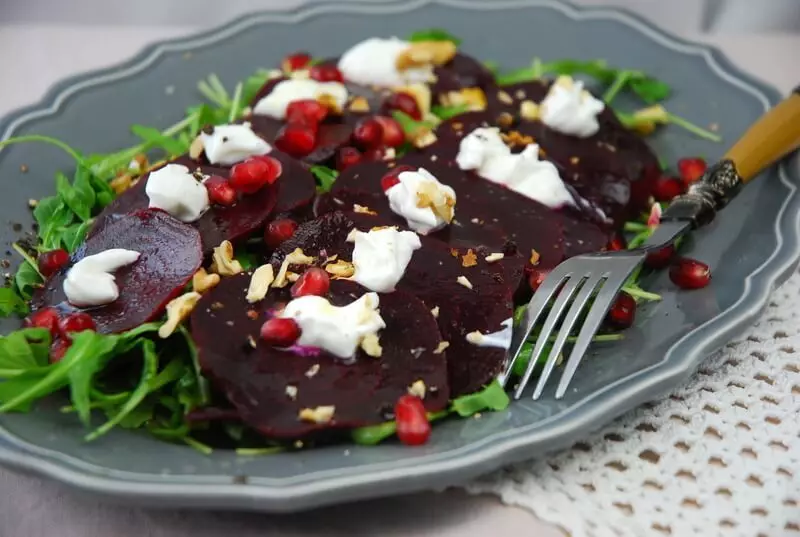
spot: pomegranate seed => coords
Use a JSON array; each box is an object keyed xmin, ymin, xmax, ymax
[
  {"xmin": 38, "ymin": 249, "xmax": 69, "ymax": 278},
  {"xmin": 395, "ymin": 395, "xmax": 431, "ymax": 446},
  {"xmin": 309, "ymin": 64, "xmax": 344, "ymax": 83},
  {"xmin": 58, "ymin": 312, "xmax": 96, "ymax": 334},
  {"xmin": 384, "ymin": 92, "xmax": 422, "ymax": 120},
  {"xmin": 275, "ymin": 123, "xmax": 317, "ymax": 157},
  {"xmin": 286, "ymin": 99, "xmax": 328, "ymax": 125},
  {"xmin": 352, "ymin": 118, "xmax": 384, "ymax": 149},
  {"xmin": 337, "ymin": 146, "xmax": 362, "ymax": 171},
  {"xmin": 204, "ymin": 175, "xmax": 237, "ymax": 206},
  {"xmin": 677, "ymin": 157, "xmax": 707, "ymax": 184},
  {"xmin": 50, "ymin": 338, "xmax": 72, "ymax": 363},
  {"xmin": 644, "ymin": 244, "xmax": 675, "ymax": 269},
  {"xmin": 647, "ymin": 203, "xmax": 662, "ymax": 228},
  {"xmin": 374, "ymin": 116, "xmax": 405, "ymax": 147},
  {"xmin": 229, "ymin": 156, "xmax": 282, "ymax": 194},
  {"xmin": 264, "ymin": 218, "xmax": 299, "ymax": 249},
  {"xmin": 669, "ymin": 257, "xmax": 711, "ymax": 289},
  {"xmin": 362, "ymin": 146, "xmax": 389, "ymax": 161},
  {"xmin": 607, "ymin": 233, "xmax": 627, "ymax": 251},
  {"xmin": 24, "ymin": 307, "xmax": 61, "ymax": 337},
  {"xmin": 381, "ymin": 166, "xmax": 415, "ymax": 192},
  {"xmin": 260, "ymin": 318, "xmax": 301, "ymax": 347},
  {"xmin": 606, "ymin": 292, "xmax": 636, "ymax": 329},
  {"xmin": 290, "ymin": 268, "xmax": 330, "ymax": 298},
  {"xmin": 652, "ymin": 176, "xmax": 687, "ymax": 202},
  {"xmin": 281, "ymin": 51, "xmax": 311, "ymax": 72},
  {"xmin": 528, "ymin": 268, "xmax": 551, "ymax": 291}
]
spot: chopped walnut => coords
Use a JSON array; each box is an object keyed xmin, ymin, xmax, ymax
[
  {"xmin": 193, "ymin": 268, "xmax": 221, "ymax": 294},
  {"xmin": 360, "ymin": 333, "xmax": 383, "ymax": 357},
  {"xmin": 450, "ymin": 248, "xmax": 459, "ymax": 258},
  {"xmin": 461, "ymin": 249, "xmax": 478, "ymax": 268},
  {"xmin": 273, "ymin": 248, "xmax": 315, "ymax": 288},
  {"xmin": 395, "ymin": 83, "xmax": 432, "ymax": 117},
  {"xmin": 415, "ymin": 182, "xmax": 455, "ymax": 224},
  {"xmin": 347, "ymin": 96, "xmax": 370, "ymax": 113},
  {"xmin": 246, "ymin": 264, "xmax": 275, "ymax": 303},
  {"xmin": 496, "ymin": 112, "xmax": 516, "ymax": 129},
  {"xmin": 502, "ymin": 130, "xmax": 535, "ymax": 148},
  {"xmin": 189, "ymin": 136, "xmax": 205, "ymax": 159},
  {"xmin": 285, "ymin": 385, "xmax": 298, "ymax": 400},
  {"xmin": 514, "ymin": 89, "xmax": 527, "ymax": 100},
  {"xmin": 286, "ymin": 271, "xmax": 300, "ymax": 282},
  {"xmin": 246, "ymin": 310, "xmax": 259, "ymax": 320},
  {"xmin": 290, "ymin": 68, "xmax": 310, "ymax": 80},
  {"xmin": 485, "ymin": 252, "xmax": 505, "ymax": 263},
  {"xmin": 305, "ymin": 364, "xmax": 320, "ymax": 378},
  {"xmin": 210, "ymin": 240, "xmax": 243, "ymax": 276},
  {"xmin": 325, "ymin": 259, "xmax": 355, "ymax": 279},
  {"xmin": 409, "ymin": 128, "xmax": 438, "ymax": 149},
  {"xmin": 246, "ymin": 335, "xmax": 258, "ymax": 349},
  {"xmin": 396, "ymin": 40, "xmax": 457, "ymax": 71},
  {"xmin": 529, "ymin": 249, "xmax": 541, "ymax": 266},
  {"xmin": 465, "ymin": 330, "xmax": 484, "ymax": 345},
  {"xmin": 430, "ymin": 306, "xmax": 440, "ymax": 319},
  {"xmin": 441, "ymin": 87, "xmax": 487, "ymax": 112},
  {"xmin": 317, "ymin": 93, "xmax": 342, "ymax": 115},
  {"xmin": 570, "ymin": 156, "xmax": 580, "ymax": 165},
  {"xmin": 433, "ymin": 341, "xmax": 450, "ymax": 354},
  {"xmin": 520, "ymin": 100, "xmax": 540, "ymax": 121},
  {"xmin": 407, "ymin": 379, "xmax": 426, "ymax": 399},
  {"xmin": 110, "ymin": 174, "xmax": 133, "ymax": 195},
  {"xmin": 298, "ymin": 406, "xmax": 335, "ymax": 424},
  {"xmin": 497, "ymin": 90, "xmax": 514, "ymax": 105},
  {"xmin": 158, "ymin": 292, "xmax": 202, "ymax": 339},
  {"xmin": 456, "ymin": 275, "xmax": 473, "ymax": 290}
]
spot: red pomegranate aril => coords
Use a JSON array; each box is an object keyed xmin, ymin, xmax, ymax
[
  {"xmin": 23, "ymin": 307, "xmax": 61, "ymax": 337},
  {"xmin": 607, "ymin": 233, "xmax": 627, "ymax": 251},
  {"xmin": 309, "ymin": 64, "xmax": 344, "ymax": 83},
  {"xmin": 384, "ymin": 92, "xmax": 422, "ymax": 120},
  {"xmin": 229, "ymin": 156, "xmax": 282, "ymax": 194},
  {"xmin": 50, "ymin": 338, "xmax": 72, "ymax": 363},
  {"xmin": 381, "ymin": 175, "xmax": 400, "ymax": 192},
  {"xmin": 528, "ymin": 268, "xmax": 551, "ymax": 291},
  {"xmin": 264, "ymin": 218, "xmax": 299, "ymax": 249},
  {"xmin": 337, "ymin": 146, "xmax": 362, "ymax": 171},
  {"xmin": 363, "ymin": 145, "xmax": 389, "ymax": 162},
  {"xmin": 281, "ymin": 51, "xmax": 311, "ymax": 73},
  {"xmin": 669, "ymin": 257, "xmax": 711, "ymax": 289},
  {"xmin": 606, "ymin": 292, "xmax": 636, "ymax": 329},
  {"xmin": 290, "ymin": 267, "xmax": 331, "ymax": 298},
  {"xmin": 38, "ymin": 249, "xmax": 70, "ymax": 277},
  {"xmin": 260, "ymin": 318, "xmax": 301, "ymax": 347},
  {"xmin": 652, "ymin": 176, "xmax": 687, "ymax": 202},
  {"xmin": 275, "ymin": 124, "xmax": 317, "ymax": 158},
  {"xmin": 286, "ymin": 99, "xmax": 328, "ymax": 125},
  {"xmin": 395, "ymin": 395, "xmax": 431, "ymax": 446},
  {"xmin": 58, "ymin": 312, "xmax": 97, "ymax": 334},
  {"xmin": 644, "ymin": 244, "xmax": 676, "ymax": 269},
  {"xmin": 352, "ymin": 118, "xmax": 384, "ymax": 149},
  {"xmin": 374, "ymin": 116, "xmax": 405, "ymax": 147},
  {"xmin": 204, "ymin": 175, "xmax": 237, "ymax": 206},
  {"xmin": 678, "ymin": 157, "xmax": 707, "ymax": 184}
]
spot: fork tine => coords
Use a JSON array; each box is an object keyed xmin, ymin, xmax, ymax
[
  {"xmin": 531, "ymin": 273, "xmax": 606, "ymax": 400},
  {"xmin": 512, "ymin": 275, "xmax": 584, "ymax": 399},
  {"xmin": 554, "ymin": 272, "xmax": 637, "ymax": 399}
]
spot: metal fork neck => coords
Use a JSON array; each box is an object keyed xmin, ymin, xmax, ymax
[{"xmin": 660, "ymin": 159, "xmax": 744, "ymax": 228}]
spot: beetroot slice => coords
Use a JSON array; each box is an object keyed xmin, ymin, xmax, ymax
[
  {"xmin": 432, "ymin": 52, "xmax": 498, "ymax": 98},
  {"xmin": 271, "ymin": 212, "xmax": 516, "ymax": 396},
  {"xmin": 191, "ymin": 278, "xmax": 449, "ymax": 438},
  {"xmin": 32, "ymin": 209, "xmax": 202, "ymax": 334}
]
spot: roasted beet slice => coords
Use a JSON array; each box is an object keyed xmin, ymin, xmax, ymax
[
  {"xmin": 271, "ymin": 212, "xmax": 516, "ymax": 396},
  {"xmin": 32, "ymin": 209, "xmax": 202, "ymax": 334},
  {"xmin": 191, "ymin": 277, "xmax": 449, "ymax": 438},
  {"xmin": 432, "ymin": 52, "xmax": 498, "ymax": 98}
]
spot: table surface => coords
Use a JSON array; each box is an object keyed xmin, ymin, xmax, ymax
[{"xmin": 0, "ymin": 1, "xmax": 797, "ymax": 536}]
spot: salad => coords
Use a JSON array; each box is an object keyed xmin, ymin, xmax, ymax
[{"xmin": 0, "ymin": 29, "xmax": 718, "ymax": 452}]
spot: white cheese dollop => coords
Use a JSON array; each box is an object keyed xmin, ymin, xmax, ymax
[
  {"xmin": 200, "ymin": 122, "xmax": 271, "ymax": 166},
  {"xmin": 145, "ymin": 164, "xmax": 210, "ymax": 223},
  {"xmin": 385, "ymin": 168, "xmax": 456, "ymax": 235},
  {"xmin": 280, "ymin": 293, "xmax": 386, "ymax": 359},
  {"xmin": 465, "ymin": 318, "xmax": 513, "ymax": 349},
  {"xmin": 540, "ymin": 77, "xmax": 605, "ymax": 138},
  {"xmin": 456, "ymin": 127, "xmax": 575, "ymax": 208},
  {"xmin": 252, "ymin": 79, "xmax": 348, "ymax": 120},
  {"xmin": 63, "ymin": 249, "xmax": 141, "ymax": 307},
  {"xmin": 346, "ymin": 227, "xmax": 421, "ymax": 293},
  {"xmin": 337, "ymin": 37, "xmax": 434, "ymax": 88}
]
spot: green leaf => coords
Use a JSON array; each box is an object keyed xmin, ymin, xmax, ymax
[
  {"xmin": 242, "ymin": 70, "xmax": 272, "ymax": 104},
  {"xmin": 352, "ymin": 420, "xmax": 397, "ymax": 445},
  {"xmin": 0, "ymin": 328, "xmax": 51, "ymax": 372},
  {"xmin": 35, "ymin": 198, "xmax": 75, "ymax": 250},
  {"xmin": 451, "ymin": 380, "xmax": 510, "ymax": 417},
  {"xmin": 130, "ymin": 125, "xmax": 187, "ymax": 156},
  {"xmin": 60, "ymin": 220, "xmax": 91, "ymax": 253},
  {"xmin": 406, "ymin": 28, "xmax": 462, "ymax": 46},
  {"xmin": 56, "ymin": 171, "xmax": 95, "ymax": 222},
  {"xmin": 86, "ymin": 168, "xmax": 115, "ymax": 208},
  {"xmin": 543, "ymin": 59, "xmax": 618, "ymax": 84},
  {"xmin": 14, "ymin": 261, "xmax": 43, "ymax": 300},
  {"xmin": 66, "ymin": 330, "xmax": 123, "ymax": 426},
  {"xmin": 177, "ymin": 325, "xmax": 210, "ymax": 409},
  {"xmin": 310, "ymin": 165, "xmax": 339, "ymax": 193},
  {"xmin": 430, "ymin": 103, "xmax": 469, "ymax": 121},
  {"xmin": 629, "ymin": 77, "xmax": 671, "ymax": 104},
  {"xmin": 0, "ymin": 287, "xmax": 28, "ymax": 317}
]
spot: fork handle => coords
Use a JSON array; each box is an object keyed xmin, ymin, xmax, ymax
[{"xmin": 662, "ymin": 85, "xmax": 800, "ymax": 227}]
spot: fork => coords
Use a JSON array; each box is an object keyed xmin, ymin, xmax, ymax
[{"xmin": 502, "ymin": 85, "xmax": 800, "ymax": 400}]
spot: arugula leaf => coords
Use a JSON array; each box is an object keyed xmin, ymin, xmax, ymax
[
  {"xmin": 86, "ymin": 168, "xmax": 115, "ymax": 208},
  {"xmin": 60, "ymin": 220, "xmax": 91, "ymax": 253},
  {"xmin": 450, "ymin": 380, "xmax": 510, "ymax": 417},
  {"xmin": 178, "ymin": 325, "xmax": 209, "ymax": 408},
  {"xmin": 629, "ymin": 77, "xmax": 671, "ymax": 104},
  {"xmin": 0, "ymin": 328, "xmax": 51, "ymax": 374},
  {"xmin": 310, "ymin": 165, "xmax": 339, "ymax": 193},
  {"xmin": 14, "ymin": 261, "xmax": 43, "ymax": 300},
  {"xmin": 66, "ymin": 331, "xmax": 125, "ymax": 426},
  {"xmin": 242, "ymin": 70, "xmax": 272, "ymax": 104},
  {"xmin": 482, "ymin": 60, "xmax": 499, "ymax": 76},
  {"xmin": 352, "ymin": 420, "xmax": 396, "ymax": 445},
  {"xmin": 430, "ymin": 103, "xmax": 469, "ymax": 121},
  {"xmin": 131, "ymin": 125, "xmax": 187, "ymax": 156},
  {"xmin": 0, "ymin": 287, "xmax": 28, "ymax": 317},
  {"xmin": 34, "ymin": 196, "xmax": 75, "ymax": 250},
  {"xmin": 406, "ymin": 28, "xmax": 462, "ymax": 46},
  {"xmin": 56, "ymin": 171, "xmax": 95, "ymax": 222}
]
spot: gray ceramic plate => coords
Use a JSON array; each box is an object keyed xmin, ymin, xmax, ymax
[{"xmin": 0, "ymin": 0, "xmax": 798, "ymax": 513}]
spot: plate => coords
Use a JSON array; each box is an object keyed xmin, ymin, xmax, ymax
[{"xmin": 0, "ymin": 0, "xmax": 798, "ymax": 513}]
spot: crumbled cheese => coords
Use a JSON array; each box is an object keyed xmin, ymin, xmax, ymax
[
  {"xmin": 63, "ymin": 249, "xmax": 141, "ymax": 307},
  {"xmin": 464, "ymin": 319, "xmax": 513, "ymax": 350},
  {"xmin": 246, "ymin": 264, "xmax": 275, "ymax": 303},
  {"xmin": 347, "ymin": 227, "xmax": 421, "ymax": 292},
  {"xmin": 285, "ymin": 385, "xmax": 298, "ymax": 400},
  {"xmin": 539, "ymin": 75, "xmax": 605, "ymax": 137},
  {"xmin": 252, "ymin": 79, "xmax": 348, "ymax": 120},
  {"xmin": 384, "ymin": 167, "xmax": 456, "ymax": 234},
  {"xmin": 145, "ymin": 164, "xmax": 209, "ymax": 223},
  {"xmin": 338, "ymin": 37, "xmax": 438, "ymax": 87},
  {"xmin": 200, "ymin": 122, "xmax": 271, "ymax": 166}
]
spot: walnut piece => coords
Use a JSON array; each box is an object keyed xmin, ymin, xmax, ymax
[
  {"xmin": 497, "ymin": 90, "xmax": 514, "ymax": 105},
  {"xmin": 415, "ymin": 181, "xmax": 455, "ymax": 224},
  {"xmin": 193, "ymin": 268, "xmax": 221, "ymax": 294},
  {"xmin": 210, "ymin": 240, "xmax": 243, "ymax": 276},
  {"xmin": 273, "ymin": 248, "xmax": 315, "ymax": 288},
  {"xmin": 409, "ymin": 128, "xmax": 438, "ymax": 149},
  {"xmin": 529, "ymin": 249, "xmax": 541, "ymax": 266},
  {"xmin": 305, "ymin": 364, "xmax": 320, "ymax": 378},
  {"xmin": 246, "ymin": 264, "xmax": 275, "ymax": 303},
  {"xmin": 189, "ymin": 136, "xmax": 205, "ymax": 160},
  {"xmin": 520, "ymin": 100, "xmax": 540, "ymax": 121},
  {"xmin": 485, "ymin": 252, "xmax": 505, "ymax": 263},
  {"xmin": 430, "ymin": 306, "xmax": 440, "ymax": 319},
  {"xmin": 285, "ymin": 385, "xmax": 298, "ymax": 400},
  {"xmin": 352, "ymin": 203, "xmax": 376, "ymax": 216},
  {"xmin": 360, "ymin": 333, "xmax": 383, "ymax": 358},
  {"xmin": 109, "ymin": 174, "xmax": 133, "ymax": 195},
  {"xmin": 395, "ymin": 41, "xmax": 457, "ymax": 71},
  {"xmin": 317, "ymin": 93, "xmax": 342, "ymax": 115},
  {"xmin": 441, "ymin": 87, "xmax": 487, "ymax": 111},
  {"xmin": 461, "ymin": 249, "xmax": 478, "ymax": 268},
  {"xmin": 456, "ymin": 275, "xmax": 473, "ymax": 290},
  {"xmin": 298, "ymin": 406, "xmax": 336, "ymax": 424},
  {"xmin": 433, "ymin": 341, "xmax": 450, "ymax": 354},
  {"xmin": 347, "ymin": 96, "xmax": 370, "ymax": 113},
  {"xmin": 325, "ymin": 259, "xmax": 355, "ymax": 279},
  {"xmin": 502, "ymin": 130, "xmax": 535, "ymax": 148},
  {"xmin": 159, "ymin": 292, "xmax": 202, "ymax": 339},
  {"xmin": 407, "ymin": 379, "xmax": 426, "ymax": 399}
]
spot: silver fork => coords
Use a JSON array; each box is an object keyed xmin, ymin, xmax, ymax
[{"xmin": 501, "ymin": 85, "xmax": 800, "ymax": 400}]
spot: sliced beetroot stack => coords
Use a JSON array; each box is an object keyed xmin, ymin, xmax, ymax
[
  {"xmin": 32, "ymin": 209, "xmax": 202, "ymax": 334},
  {"xmin": 191, "ymin": 277, "xmax": 449, "ymax": 438},
  {"xmin": 431, "ymin": 52, "xmax": 498, "ymax": 98},
  {"xmin": 270, "ymin": 211, "xmax": 517, "ymax": 396}
]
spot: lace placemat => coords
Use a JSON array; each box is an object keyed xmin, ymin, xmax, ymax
[{"xmin": 465, "ymin": 270, "xmax": 800, "ymax": 537}]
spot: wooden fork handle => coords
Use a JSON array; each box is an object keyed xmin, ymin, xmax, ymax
[{"xmin": 662, "ymin": 85, "xmax": 800, "ymax": 227}]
